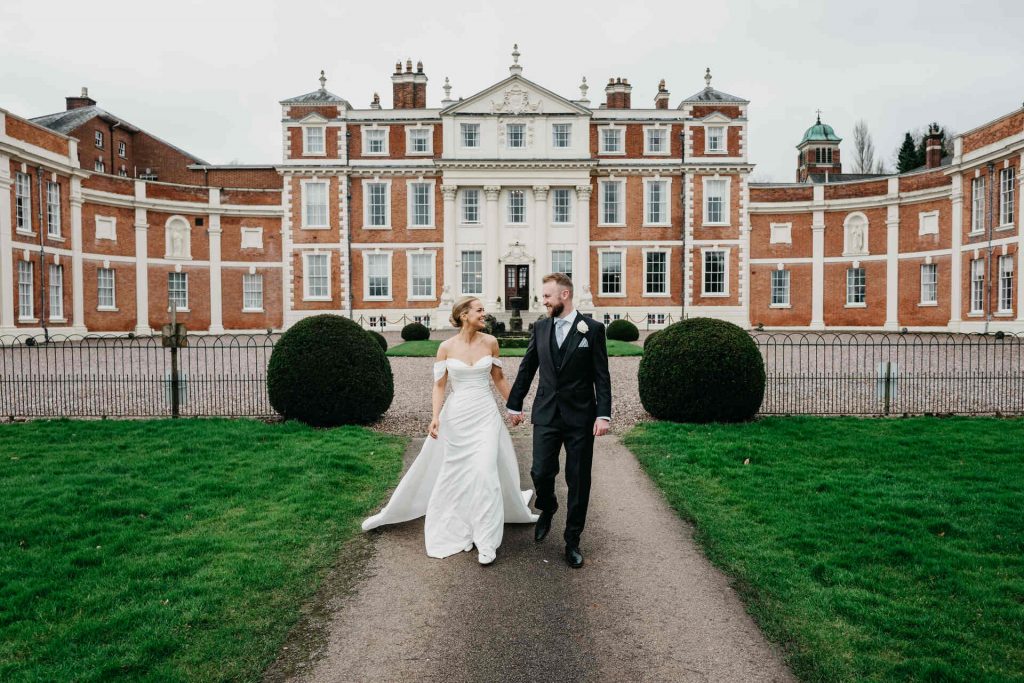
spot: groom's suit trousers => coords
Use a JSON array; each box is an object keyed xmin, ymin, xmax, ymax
[{"xmin": 532, "ymin": 408, "xmax": 595, "ymax": 547}]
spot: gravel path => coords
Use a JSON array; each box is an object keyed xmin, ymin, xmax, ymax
[{"xmin": 267, "ymin": 431, "xmax": 795, "ymax": 683}]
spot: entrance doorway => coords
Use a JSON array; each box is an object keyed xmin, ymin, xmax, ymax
[{"xmin": 504, "ymin": 264, "xmax": 529, "ymax": 310}]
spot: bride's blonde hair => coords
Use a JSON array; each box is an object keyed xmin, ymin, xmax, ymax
[{"xmin": 450, "ymin": 296, "xmax": 481, "ymax": 328}]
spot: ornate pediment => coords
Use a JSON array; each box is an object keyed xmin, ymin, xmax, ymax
[
  {"xmin": 490, "ymin": 83, "xmax": 543, "ymax": 115},
  {"xmin": 442, "ymin": 75, "xmax": 590, "ymax": 116}
]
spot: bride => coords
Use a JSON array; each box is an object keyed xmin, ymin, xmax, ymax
[{"xmin": 361, "ymin": 296, "xmax": 538, "ymax": 565}]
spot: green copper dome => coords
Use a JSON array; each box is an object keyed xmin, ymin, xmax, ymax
[{"xmin": 798, "ymin": 114, "xmax": 842, "ymax": 147}]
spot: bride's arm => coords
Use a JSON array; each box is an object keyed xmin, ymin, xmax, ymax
[
  {"xmin": 488, "ymin": 337, "xmax": 512, "ymax": 403},
  {"xmin": 429, "ymin": 343, "xmax": 448, "ymax": 439}
]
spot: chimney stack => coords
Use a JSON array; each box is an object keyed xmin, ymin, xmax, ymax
[
  {"xmin": 66, "ymin": 86, "xmax": 96, "ymax": 111},
  {"xmin": 654, "ymin": 79, "xmax": 670, "ymax": 109},
  {"xmin": 925, "ymin": 123, "xmax": 943, "ymax": 168},
  {"xmin": 392, "ymin": 59, "xmax": 428, "ymax": 109},
  {"xmin": 604, "ymin": 77, "xmax": 632, "ymax": 109}
]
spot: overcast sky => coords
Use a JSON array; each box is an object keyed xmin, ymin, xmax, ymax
[{"xmin": 3, "ymin": 0, "xmax": 1022, "ymax": 181}]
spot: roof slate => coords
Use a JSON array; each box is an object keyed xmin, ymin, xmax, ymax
[{"xmin": 680, "ymin": 86, "xmax": 749, "ymax": 105}]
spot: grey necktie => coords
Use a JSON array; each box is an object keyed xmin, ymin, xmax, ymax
[{"xmin": 556, "ymin": 318, "xmax": 568, "ymax": 347}]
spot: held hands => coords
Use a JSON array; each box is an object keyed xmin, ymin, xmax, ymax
[
  {"xmin": 428, "ymin": 417, "xmax": 440, "ymax": 439},
  {"xmin": 593, "ymin": 418, "xmax": 610, "ymax": 437},
  {"xmin": 508, "ymin": 412, "xmax": 524, "ymax": 427}
]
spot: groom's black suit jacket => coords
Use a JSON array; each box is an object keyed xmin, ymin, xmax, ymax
[{"xmin": 506, "ymin": 313, "xmax": 612, "ymax": 428}]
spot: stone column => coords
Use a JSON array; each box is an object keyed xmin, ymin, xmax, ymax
[
  {"xmin": 483, "ymin": 185, "xmax": 501, "ymax": 310},
  {"xmin": 208, "ymin": 223, "xmax": 224, "ymax": 334},
  {"xmin": 810, "ymin": 213, "xmax": 825, "ymax": 330},
  {"xmin": 439, "ymin": 184, "xmax": 458, "ymax": 315},
  {"xmin": 575, "ymin": 184, "xmax": 593, "ymax": 309},
  {"xmin": 1017, "ymin": 156, "xmax": 1024, "ymax": 323},
  {"xmin": 0, "ymin": 153, "xmax": 15, "ymax": 334},
  {"xmin": 532, "ymin": 185, "xmax": 549, "ymax": 310},
  {"xmin": 885, "ymin": 201, "xmax": 900, "ymax": 331},
  {"xmin": 70, "ymin": 176, "xmax": 86, "ymax": 333},
  {"xmin": 949, "ymin": 174, "xmax": 963, "ymax": 330},
  {"xmin": 133, "ymin": 180, "xmax": 152, "ymax": 336}
]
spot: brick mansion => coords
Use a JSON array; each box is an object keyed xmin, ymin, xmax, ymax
[{"xmin": 2, "ymin": 48, "xmax": 1022, "ymax": 336}]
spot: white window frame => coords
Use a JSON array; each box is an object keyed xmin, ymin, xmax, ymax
[
  {"xmin": 643, "ymin": 178, "xmax": 670, "ymax": 227},
  {"xmin": 999, "ymin": 167, "xmax": 1015, "ymax": 227},
  {"xmin": 598, "ymin": 179, "xmax": 625, "ymax": 227},
  {"xmin": 95, "ymin": 215, "xmax": 116, "ymax": 241},
  {"xmin": 815, "ymin": 147, "xmax": 834, "ymax": 164},
  {"xmin": 702, "ymin": 177, "xmax": 730, "ymax": 226},
  {"xmin": 240, "ymin": 227, "xmax": 264, "ymax": 250},
  {"xmin": 47, "ymin": 181, "xmax": 61, "ymax": 238},
  {"xmin": 18, "ymin": 260, "xmax": 33, "ymax": 320},
  {"xmin": 998, "ymin": 254, "xmax": 1014, "ymax": 313},
  {"xmin": 770, "ymin": 268, "xmax": 791, "ymax": 307},
  {"xmin": 705, "ymin": 126, "xmax": 726, "ymax": 153},
  {"xmin": 918, "ymin": 210, "xmax": 939, "ymax": 236},
  {"xmin": 506, "ymin": 189, "xmax": 526, "ymax": 225},
  {"xmin": 97, "ymin": 267, "xmax": 117, "ymax": 311},
  {"xmin": 460, "ymin": 250, "xmax": 483, "ymax": 295},
  {"xmin": 300, "ymin": 179, "xmax": 330, "ymax": 229},
  {"xmin": 970, "ymin": 258, "xmax": 985, "ymax": 314},
  {"xmin": 362, "ymin": 126, "xmax": 389, "ymax": 156},
  {"xmin": 552, "ymin": 123, "xmax": 572, "ymax": 149},
  {"xmin": 94, "ymin": 159, "xmax": 105, "ymax": 173},
  {"xmin": 551, "ymin": 250, "xmax": 573, "ymax": 282},
  {"xmin": 363, "ymin": 179, "xmax": 392, "ymax": 229},
  {"xmin": 920, "ymin": 262, "xmax": 938, "ymax": 306},
  {"xmin": 303, "ymin": 252, "xmax": 331, "ymax": 301},
  {"xmin": 242, "ymin": 272, "xmax": 264, "ymax": 312},
  {"xmin": 599, "ymin": 126, "xmax": 624, "ymax": 155},
  {"xmin": 362, "ymin": 252, "xmax": 389, "ymax": 301},
  {"xmin": 642, "ymin": 248, "xmax": 670, "ymax": 297},
  {"xmin": 701, "ymin": 248, "xmax": 729, "ymax": 296},
  {"xmin": 407, "ymin": 180, "xmax": 435, "ymax": 229},
  {"xmin": 551, "ymin": 188, "xmax": 573, "ymax": 225},
  {"xmin": 406, "ymin": 126, "xmax": 433, "ymax": 155},
  {"xmin": 407, "ymin": 251, "xmax": 436, "ymax": 300},
  {"xmin": 769, "ymin": 222, "xmax": 792, "ymax": 245},
  {"xmin": 15, "ymin": 172, "xmax": 31, "ymax": 234},
  {"xmin": 506, "ymin": 123, "xmax": 526, "ymax": 149},
  {"xmin": 971, "ymin": 176, "xmax": 986, "ymax": 234},
  {"xmin": 118, "ymin": 140, "xmax": 126, "ymax": 158},
  {"xmin": 167, "ymin": 271, "xmax": 189, "ymax": 312},
  {"xmin": 845, "ymin": 266, "xmax": 866, "ymax": 307},
  {"xmin": 48, "ymin": 263, "xmax": 64, "ymax": 320},
  {"xmin": 461, "ymin": 189, "xmax": 480, "ymax": 225},
  {"xmin": 303, "ymin": 126, "xmax": 326, "ymax": 156},
  {"xmin": 94, "ymin": 130, "xmax": 103, "ymax": 148},
  {"xmin": 598, "ymin": 249, "xmax": 626, "ymax": 297},
  {"xmin": 644, "ymin": 126, "xmax": 670, "ymax": 156},
  {"xmin": 460, "ymin": 123, "xmax": 480, "ymax": 149}
]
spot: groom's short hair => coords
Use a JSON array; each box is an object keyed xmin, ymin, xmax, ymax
[{"xmin": 543, "ymin": 272, "xmax": 573, "ymax": 294}]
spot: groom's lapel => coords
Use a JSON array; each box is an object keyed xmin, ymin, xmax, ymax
[
  {"xmin": 558, "ymin": 318, "xmax": 585, "ymax": 373},
  {"xmin": 540, "ymin": 317, "xmax": 557, "ymax": 376}
]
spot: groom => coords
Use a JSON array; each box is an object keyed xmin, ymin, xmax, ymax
[{"xmin": 507, "ymin": 273, "xmax": 612, "ymax": 568}]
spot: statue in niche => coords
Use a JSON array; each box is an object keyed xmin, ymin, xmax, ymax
[
  {"xmin": 846, "ymin": 216, "xmax": 867, "ymax": 255},
  {"xmin": 167, "ymin": 219, "xmax": 190, "ymax": 259}
]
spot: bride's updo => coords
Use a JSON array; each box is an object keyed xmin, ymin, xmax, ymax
[{"xmin": 450, "ymin": 295, "xmax": 480, "ymax": 328}]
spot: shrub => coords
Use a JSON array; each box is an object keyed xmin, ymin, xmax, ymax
[
  {"xmin": 401, "ymin": 322, "xmax": 430, "ymax": 341},
  {"xmin": 644, "ymin": 329, "xmax": 662, "ymax": 348},
  {"xmin": 482, "ymin": 314, "xmax": 497, "ymax": 335},
  {"xmin": 368, "ymin": 330, "xmax": 388, "ymax": 351},
  {"xmin": 607, "ymin": 319, "xmax": 639, "ymax": 342},
  {"xmin": 267, "ymin": 315, "xmax": 393, "ymax": 427},
  {"xmin": 639, "ymin": 318, "xmax": 765, "ymax": 423},
  {"xmin": 497, "ymin": 336, "xmax": 530, "ymax": 349}
]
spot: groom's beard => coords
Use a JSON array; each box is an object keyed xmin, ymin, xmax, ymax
[{"xmin": 547, "ymin": 301, "xmax": 565, "ymax": 318}]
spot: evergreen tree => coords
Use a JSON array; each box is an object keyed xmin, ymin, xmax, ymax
[{"xmin": 897, "ymin": 133, "xmax": 919, "ymax": 173}]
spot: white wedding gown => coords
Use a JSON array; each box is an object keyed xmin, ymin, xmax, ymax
[{"xmin": 361, "ymin": 356, "xmax": 538, "ymax": 560}]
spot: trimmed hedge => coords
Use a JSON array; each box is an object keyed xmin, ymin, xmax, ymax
[
  {"xmin": 607, "ymin": 319, "xmax": 639, "ymax": 342},
  {"xmin": 639, "ymin": 318, "xmax": 765, "ymax": 423},
  {"xmin": 267, "ymin": 314, "xmax": 393, "ymax": 427},
  {"xmin": 368, "ymin": 330, "xmax": 388, "ymax": 351},
  {"xmin": 401, "ymin": 322, "xmax": 430, "ymax": 341},
  {"xmin": 643, "ymin": 329, "xmax": 662, "ymax": 348},
  {"xmin": 497, "ymin": 336, "xmax": 530, "ymax": 349}
]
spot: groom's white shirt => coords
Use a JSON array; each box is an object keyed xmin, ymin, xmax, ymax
[{"xmin": 507, "ymin": 307, "xmax": 610, "ymax": 422}]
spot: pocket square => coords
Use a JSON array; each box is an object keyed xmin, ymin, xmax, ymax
[{"xmin": 578, "ymin": 338, "xmax": 589, "ymax": 348}]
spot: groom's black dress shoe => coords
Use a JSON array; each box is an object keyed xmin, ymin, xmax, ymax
[
  {"xmin": 565, "ymin": 546, "xmax": 584, "ymax": 568},
  {"xmin": 534, "ymin": 511, "xmax": 554, "ymax": 542}
]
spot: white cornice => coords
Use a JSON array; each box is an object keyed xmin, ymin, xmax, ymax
[{"xmin": 81, "ymin": 188, "xmax": 283, "ymax": 217}]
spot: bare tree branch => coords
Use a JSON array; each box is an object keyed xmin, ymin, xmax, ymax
[{"xmin": 851, "ymin": 119, "xmax": 877, "ymax": 174}]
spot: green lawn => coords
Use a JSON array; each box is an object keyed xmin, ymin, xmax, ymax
[
  {"xmin": 0, "ymin": 419, "xmax": 405, "ymax": 683},
  {"xmin": 624, "ymin": 417, "xmax": 1024, "ymax": 683},
  {"xmin": 386, "ymin": 338, "xmax": 643, "ymax": 357}
]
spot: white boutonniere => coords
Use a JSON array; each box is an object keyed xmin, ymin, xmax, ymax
[{"xmin": 576, "ymin": 320, "xmax": 589, "ymax": 335}]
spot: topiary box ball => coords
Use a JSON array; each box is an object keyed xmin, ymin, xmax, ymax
[
  {"xmin": 401, "ymin": 322, "xmax": 430, "ymax": 342},
  {"xmin": 267, "ymin": 314, "xmax": 394, "ymax": 427},
  {"xmin": 607, "ymin": 319, "xmax": 639, "ymax": 342},
  {"xmin": 368, "ymin": 329, "xmax": 388, "ymax": 351},
  {"xmin": 638, "ymin": 318, "xmax": 765, "ymax": 423}
]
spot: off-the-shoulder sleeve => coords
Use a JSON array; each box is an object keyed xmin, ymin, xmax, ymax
[
  {"xmin": 432, "ymin": 361, "xmax": 448, "ymax": 382},
  {"xmin": 490, "ymin": 356, "xmax": 503, "ymax": 368}
]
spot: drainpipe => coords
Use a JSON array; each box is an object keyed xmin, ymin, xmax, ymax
[
  {"xmin": 35, "ymin": 166, "xmax": 49, "ymax": 342},
  {"xmin": 985, "ymin": 161, "xmax": 995, "ymax": 333},
  {"xmin": 344, "ymin": 130, "xmax": 353, "ymax": 318},
  {"xmin": 679, "ymin": 129, "xmax": 686, "ymax": 322},
  {"xmin": 111, "ymin": 121, "xmax": 120, "ymax": 174}
]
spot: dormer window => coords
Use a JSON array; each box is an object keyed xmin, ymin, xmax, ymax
[
  {"xmin": 304, "ymin": 126, "xmax": 325, "ymax": 155},
  {"xmin": 815, "ymin": 147, "xmax": 834, "ymax": 164}
]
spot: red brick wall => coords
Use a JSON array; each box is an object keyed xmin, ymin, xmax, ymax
[
  {"xmin": 289, "ymin": 176, "xmax": 342, "ymax": 244},
  {"xmin": 689, "ymin": 106, "xmax": 743, "ymax": 119},
  {"xmin": 82, "ymin": 173, "xmax": 134, "ymax": 195},
  {"xmin": 286, "ymin": 105, "xmax": 341, "ymax": 120},
  {"xmin": 204, "ymin": 170, "xmax": 282, "ymax": 190},
  {"xmin": 824, "ymin": 208, "xmax": 887, "ymax": 257},
  {"xmin": 220, "ymin": 216, "xmax": 282, "ymax": 262},
  {"xmin": 148, "ymin": 265, "xmax": 210, "ymax": 330},
  {"xmin": 146, "ymin": 182, "xmax": 209, "ymax": 203},
  {"xmin": 290, "ymin": 250, "xmax": 343, "ymax": 310},
  {"xmin": 822, "ymin": 260, "xmax": 886, "ymax": 327},
  {"xmin": 133, "ymin": 132, "xmax": 202, "ymax": 185},
  {"xmin": 689, "ymin": 247, "xmax": 740, "ymax": 307},
  {"xmin": 690, "ymin": 125, "xmax": 742, "ymax": 157},
  {"xmin": 351, "ymin": 248, "xmax": 442, "ymax": 309},
  {"xmin": 898, "ymin": 255, "xmax": 951, "ymax": 327},
  {"xmin": 898, "ymin": 199, "xmax": 950, "ymax": 253},
  {"xmin": 962, "ymin": 110, "xmax": 1024, "ymax": 154},
  {"xmin": 749, "ymin": 263, "xmax": 812, "ymax": 327},
  {"xmin": 82, "ymin": 258, "xmax": 136, "ymax": 331},
  {"xmin": 750, "ymin": 211, "xmax": 814, "ymax": 259},
  {"xmin": 350, "ymin": 177, "xmax": 444, "ymax": 244},
  {"xmin": 82, "ymin": 202, "xmax": 136, "ymax": 257},
  {"xmin": 221, "ymin": 266, "xmax": 283, "ymax": 329},
  {"xmin": 287, "ymin": 125, "xmax": 340, "ymax": 160},
  {"xmin": 749, "ymin": 186, "xmax": 813, "ymax": 203},
  {"xmin": 824, "ymin": 179, "xmax": 888, "ymax": 200},
  {"xmin": 6, "ymin": 116, "xmax": 69, "ymax": 156},
  {"xmin": 587, "ymin": 246, "xmax": 683, "ymax": 307},
  {"xmin": 221, "ymin": 188, "xmax": 281, "ymax": 205},
  {"xmin": 147, "ymin": 211, "xmax": 210, "ymax": 261},
  {"xmin": 692, "ymin": 173, "xmax": 741, "ymax": 240},
  {"xmin": 588, "ymin": 176, "xmax": 681, "ymax": 241},
  {"xmin": 898, "ymin": 169, "xmax": 950, "ymax": 192}
]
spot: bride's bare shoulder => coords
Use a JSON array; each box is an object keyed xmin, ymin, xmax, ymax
[
  {"xmin": 436, "ymin": 338, "xmax": 450, "ymax": 360},
  {"xmin": 482, "ymin": 333, "xmax": 500, "ymax": 355}
]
